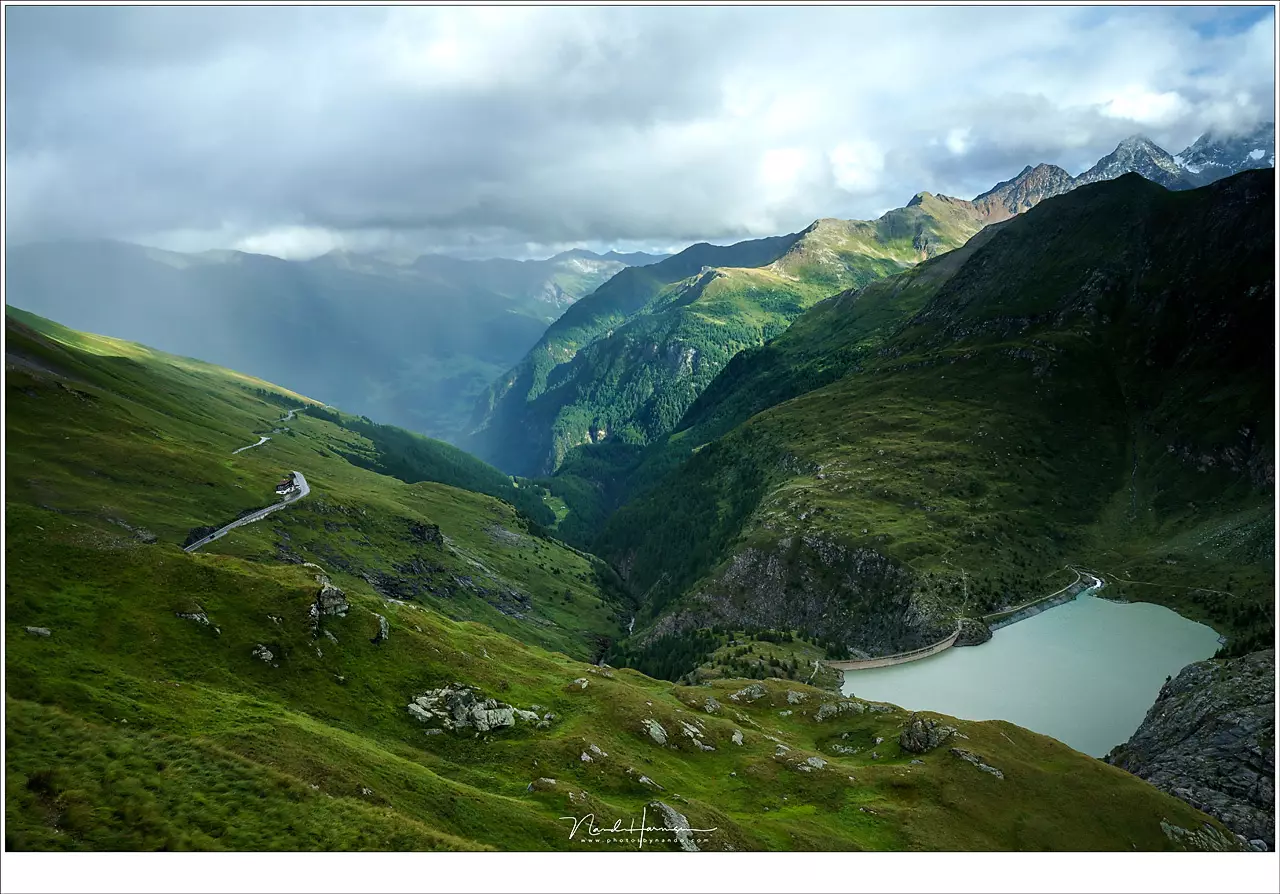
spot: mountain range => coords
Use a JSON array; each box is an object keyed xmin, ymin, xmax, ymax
[
  {"xmin": 596, "ymin": 169, "xmax": 1273, "ymax": 670},
  {"xmin": 3, "ymin": 241, "xmax": 665, "ymax": 443},
  {"xmin": 465, "ymin": 126, "xmax": 1275, "ymax": 478},
  {"xmin": 4, "ymin": 131, "xmax": 1273, "ymax": 853}
]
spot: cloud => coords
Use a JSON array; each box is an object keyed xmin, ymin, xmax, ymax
[
  {"xmin": 1100, "ymin": 87, "xmax": 1191, "ymax": 126},
  {"xmin": 4, "ymin": 6, "xmax": 1274, "ymax": 259}
]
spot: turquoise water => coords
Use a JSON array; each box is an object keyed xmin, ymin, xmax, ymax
[{"xmin": 841, "ymin": 593, "xmax": 1222, "ymax": 757}]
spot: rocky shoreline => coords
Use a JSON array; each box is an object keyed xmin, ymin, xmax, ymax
[{"xmin": 1106, "ymin": 649, "xmax": 1274, "ymax": 851}]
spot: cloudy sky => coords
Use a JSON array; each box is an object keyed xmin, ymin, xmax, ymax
[{"xmin": 5, "ymin": 5, "xmax": 1275, "ymax": 260}]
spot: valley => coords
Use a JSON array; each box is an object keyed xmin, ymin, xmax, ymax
[
  {"xmin": 3, "ymin": 135, "xmax": 1273, "ymax": 859},
  {"xmin": 3, "ymin": 298, "xmax": 1258, "ymax": 853}
]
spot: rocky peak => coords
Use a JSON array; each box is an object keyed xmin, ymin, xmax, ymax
[
  {"xmin": 969, "ymin": 162, "xmax": 1075, "ymax": 222},
  {"xmin": 1175, "ymin": 121, "xmax": 1275, "ymax": 179},
  {"xmin": 1076, "ymin": 134, "xmax": 1195, "ymax": 189}
]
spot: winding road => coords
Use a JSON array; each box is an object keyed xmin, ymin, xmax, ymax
[
  {"xmin": 228, "ymin": 407, "xmax": 306, "ymax": 455},
  {"xmin": 183, "ymin": 471, "xmax": 310, "ymax": 553}
]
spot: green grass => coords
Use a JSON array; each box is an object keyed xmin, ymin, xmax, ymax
[{"xmin": 4, "ymin": 307, "xmax": 1241, "ymax": 851}]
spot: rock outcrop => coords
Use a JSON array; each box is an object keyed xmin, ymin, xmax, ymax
[
  {"xmin": 950, "ymin": 747, "xmax": 1004, "ymax": 779},
  {"xmin": 899, "ymin": 713, "xmax": 957, "ymax": 753},
  {"xmin": 406, "ymin": 684, "xmax": 541, "ymax": 734},
  {"xmin": 953, "ymin": 617, "xmax": 993, "ymax": 647},
  {"xmin": 1106, "ymin": 649, "xmax": 1274, "ymax": 849},
  {"xmin": 309, "ymin": 572, "xmax": 350, "ymax": 625}
]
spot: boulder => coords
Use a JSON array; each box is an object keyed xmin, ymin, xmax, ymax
[
  {"xmin": 648, "ymin": 801, "xmax": 700, "ymax": 853},
  {"xmin": 731, "ymin": 729, "xmax": 744, "ymax": 746},
  {"xmin": 24, "ymin": 627, "xmax": 51, "ymax": 637},
  {"xmin": 899, "ymin": 713, "xmax": 957, "ymax": 754},
  {"xmin": 312, "ymin": 580, "xmax": 350, "ymax": 619},
  {"xmin": 815, "ymin": 699, "xmax": 866, "ymax": 722},
  {"xmin": 785, "ymin": 690, "xmax": 807, "ymax": 704},
  {"xmin": 728, "ymin": 683, "xmax": 767, "ymax": 703},
  {"xmin": 406, "ymin": 684, "xmax": 539, "ymax": 734},
  {"xmin": 641, "ymin": 718, "xmax": 668, "ymax": 745},
  {"xmin": 703, "ymin": 697, "xmax": 722, "ymax": 714}
]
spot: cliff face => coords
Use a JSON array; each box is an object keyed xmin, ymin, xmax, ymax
[{"xmin": 1106, "ymin": 649, "xmax": 1275, "ymax": 850}]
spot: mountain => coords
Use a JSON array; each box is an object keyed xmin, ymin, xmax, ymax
[
  {"xmin": 467, "ymin": 129, "xmax": 1274, "ymax": 484},
  {"xmin": 1175, "ymin": 121, "xmax": 1276, "ymax": 182},
  {"xmin": 1076, "ymin": 135, "xmax": 1202, "ymax": 190},
  {"xmin": 4, "ymin": 241, "xmax": 661, "ymax": 444},
  {"xmin": 966, "ymin": 163, "xmax": 1077, "ymax": 223},
  {"xmin": 595, "ymin": 171, "xmax": 1273, "ymax": 676},
  {"xmin": 466, "ymin": 197, "xmax": 989, "ymax": 476},
  {"xmin": 5, "ymin": 308, "xmax": 1237, "ymax": 852}
]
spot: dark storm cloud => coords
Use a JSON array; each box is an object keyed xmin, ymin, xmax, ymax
[{"xmin": 5, "ymin": 5, "xmax": 1274, "ymax": 259}]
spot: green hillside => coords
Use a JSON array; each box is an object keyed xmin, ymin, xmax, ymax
[
  {"xmin": 4, "ymin": 308, "xmax": 1237, "ymax": 852},
  {"xmin": 467, "ymin": 197, "xmax": 987, "ymax": 477},
  {"xmin": 596, "ymin": 171, "xmax": 1274, "ymax": 671}
]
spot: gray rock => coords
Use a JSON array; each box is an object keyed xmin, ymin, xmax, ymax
[
  {"xmin": 786, "ymin": 690, "xmax": 807, "ymax": 704},
  {"xmin": 950, "ymin": 747, "xmax": 1004, "ymax": 779},
  {"xmin": 729, "ymin": 683, "xmax": 768, "ymax": 703},
  {"xmin": 648, "ymin": 801, "xmax": 700, "ymax": 852},
  {"xmin": 731, "ymin": 729, "xmax": 744, "ymax": 746},
  {"xmin": 571, "ymin": 677, "xmax": 589, "ymax": 690},
  {"xmin": 806, "ymin": 756, "xmax": 827, "ymax": 769},
  {"xmin": 406, "ymin": 684, "xmax": 537, "ymax": 734},
  {"xmin": 815, "ymin": 699, "xmax": 866, "ymax": 721},
  {"xmin": 703, "ymin": 696, "xmax": 722, "ymax": 714},
  {"xmin": 1107, "ymin": 649, "xmax": 1274, "ymax": 848},
  {"xmin": 24, "ymin": 627, "xmax": 51, "ymax": 637},
  {"xmin": 829, "ymin": 744, "xmax": 859, "ymax": 756},
  {"xmin": 1159, "ymin": 819, "xmax": 1245, "ymax": 852},
  {"xmin": 310, "ymin": 578, "xmax": 350, "ymax": 622},
  {"xmin": 899, "ymin": 713, "xmax": 957, "ymax": 754},
  {"xmin": 642, "ymin": 718, "xmax": 668, "ymax": 745},
  {"xmin": 580, "ymin": 752, "xmax": 593, "ymax": 763},
  {"xmin": 251, "ymin": 644, "xmax": 273, "ymax": 662},
  {"xmin": 588, "ymin": 743, "xmax": 608, "ymax": 757}
]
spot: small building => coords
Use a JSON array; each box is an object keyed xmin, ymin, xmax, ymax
[{"xmin": 275, "ymin": 474, "xmax": 296, "ymax": 495}]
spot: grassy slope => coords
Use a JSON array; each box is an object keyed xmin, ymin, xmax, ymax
[
  {"xmin": 469, "ymin": 198, "xmax": 987, "ymax": 478},
  {"xmin": 4, "ymin": 310, "xmax": 1236, "ymax": 852},
  {"xmin": 597, "ymin": 172, "xmax": 1274, "ymax": 661}
]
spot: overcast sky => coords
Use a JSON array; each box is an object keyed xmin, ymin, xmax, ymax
[{"xmin": 5, "ymin": 5, "xmax": 1275, "ymax": 260}]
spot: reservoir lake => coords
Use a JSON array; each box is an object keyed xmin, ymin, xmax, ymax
[{"xmin": 841, "ymin": 593, "xmax": 1222, "ymax": 757}]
